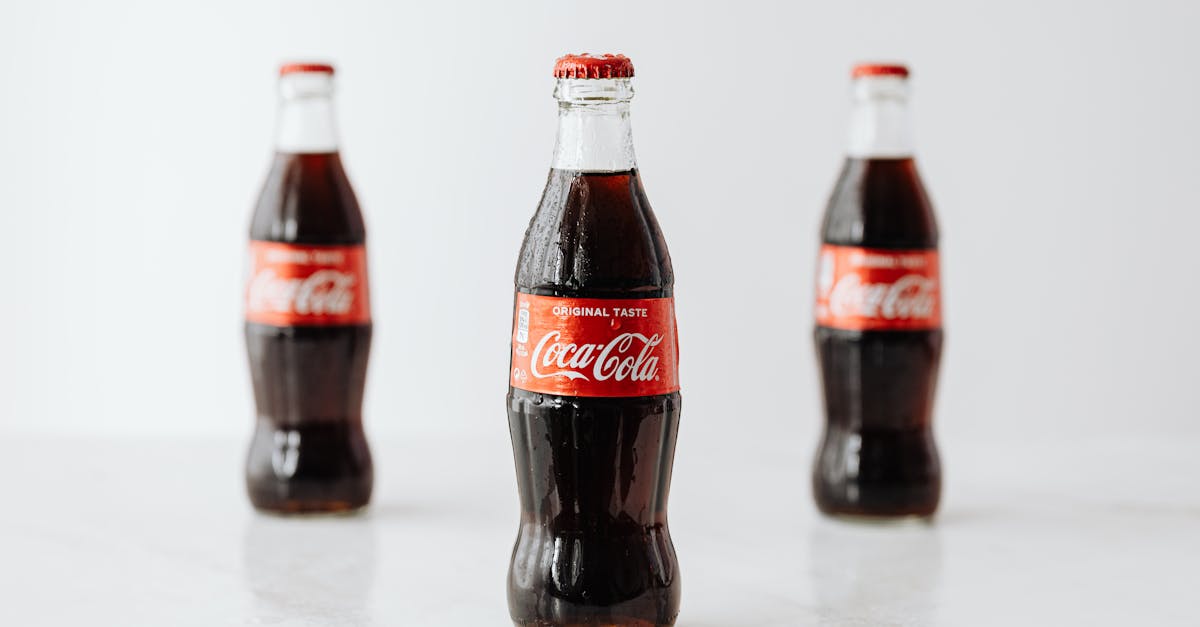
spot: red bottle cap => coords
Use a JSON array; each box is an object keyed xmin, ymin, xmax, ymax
[
  {"xmin": 553, "ymin": 53, "xmax": 635, "ymax": 79},
  {"xmin": 851, "ymin": 63, "xmax": 909, "ymax": 79},
  {"xmin": 279, "ymin": 63, "xmax": 336, "ymax": 76}
]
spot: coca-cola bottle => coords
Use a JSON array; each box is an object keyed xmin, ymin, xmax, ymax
[
  {"xmin": 506, "ymin": 54, "xmax": 682, "ymax": 626},
  {"xmin": 813, "ymin": 63, "xmax": 943, "ymax": 519},
  {"xmin": 243, "ymin": 63, "xmax": 373, "ymax": 514}
]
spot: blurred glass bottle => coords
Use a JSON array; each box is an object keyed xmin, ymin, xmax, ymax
[
  {"xmin": 813, "ymin": 64, "xmax": 943, "ymax": 519},
  {"xmin": 244, "ymin": 63, "xmax": 373, "ymax": 514}
]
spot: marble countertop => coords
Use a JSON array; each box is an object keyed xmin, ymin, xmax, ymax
[{"xmin": 1, "ymin": 432, "xmax": 1194, "ymax": 626}]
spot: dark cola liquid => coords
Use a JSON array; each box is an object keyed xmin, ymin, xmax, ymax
[
  {"xmin": 814, "ymin": 157, "xmax": 943, "ymax": 518},
  {"xmin": 245, "ymin": 152, "xmax": 373, "ymax": 514},
  {"xmin": 508, "ymin": 169, "xmax": 681, "ymax": 626}
]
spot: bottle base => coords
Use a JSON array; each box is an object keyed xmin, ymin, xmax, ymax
[
  {"xmin": 814, "ymin": 493, "xmax": 939, "ymax": 521},
  {"xmin": 812, "ymin": 424, "xmax": 941, "ymax": 520},
  {"xmin": 246, "ymin": 474, "xmax": 373, "ymax": 515},
  {"xmin": 249, "ymin": 497, "xmax": 371, "ymax": 516},
  {"xmin": 817, "ymin": 508, "xmax": 936, "ymax": 525},
  {"xmin": 511, "ymin": 614, "xmax": 672, "ymax": 619},
  {"xmin": 245, "ymin": 419, "xmax": 374, "ymax": 515}
]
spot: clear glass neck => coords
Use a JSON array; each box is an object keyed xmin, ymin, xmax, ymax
[
  {"xmin": 847, "ymin": 76, "xmax": 914, "ymax": 158},
  {"xmin": 551, "ymin": 78, "xmax": 637, "ymax": 172},
  {"xmin": 275, "ymin": 72, "xmax": 339, "ymax": 154}
]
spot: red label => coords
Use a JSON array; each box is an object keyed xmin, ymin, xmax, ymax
[
  {"xmin": 245, "ymin": 241, "xmax": 370, "ymax": 326},
  {"xmin": 509, "ymin": 294, "xmax": 680, "ymax": 398},
  {"xmin": 815, "ymin": 245, "xmax": 941, "ymax": 331}
]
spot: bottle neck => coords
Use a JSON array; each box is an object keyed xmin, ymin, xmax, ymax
[
  {"xmin": 275, "ymin": 73, "xmax": 339, "ymax": 154},
  {"xmin": 847, "ymin": 76, "xmax": 914, "ymax": 158},
  {"xmin": 551, "ymin": 78, "xmax": 637, "ymax": 172}
]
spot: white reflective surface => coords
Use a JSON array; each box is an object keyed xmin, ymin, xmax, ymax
[{"xmin": 0, "ymin": 433, "xmax": 1195, "ymax": 626}]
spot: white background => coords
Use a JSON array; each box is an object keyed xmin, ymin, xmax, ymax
[
  {"xmin": 3, "ymin": 2, "xmax": 1199, "ymax": 626},
  {"xmin": 5, "ymin": 0, "xmax": 1198, "ymax": 445},
  {"xmin": 4, "ymin": 0, "xmax": 1195, "ymax": 442}
]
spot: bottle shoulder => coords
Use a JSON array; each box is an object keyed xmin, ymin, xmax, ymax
[
  {"xmin": 249, "ymin": 153, "xmax": 366, "ymax": 244},
  {"xmin": 515, "ymin": 169, "xmax": 674, "ymax": 298},
  {"xmin": 820, "ymin": 158, "xmax": 938, "ymax": 249}
]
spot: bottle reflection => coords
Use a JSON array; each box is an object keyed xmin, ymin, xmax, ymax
[
  {"xmin": 809, "ymin": 520, "xmax": 943, "ymax": 625},
  {"xmin": 243, "ymin": 514, "xmax": 377, "ymax": 624}
]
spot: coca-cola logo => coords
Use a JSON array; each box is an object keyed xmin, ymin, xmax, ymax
[
  {"xmin": 247, "ymin": 269, "xmax": 358, "ymax": 316},
  {"xmin": 828, "ymin": 273, "xmax": 937, "ymax": 320},
  {"xmin": 510, "ymin": 295, "xmax": 679, "ymax": 397},
  {"xmin": 530, "ymin": 331, "xmax": 662, "ymax": 383}
]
